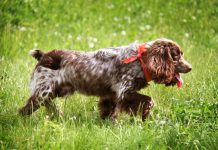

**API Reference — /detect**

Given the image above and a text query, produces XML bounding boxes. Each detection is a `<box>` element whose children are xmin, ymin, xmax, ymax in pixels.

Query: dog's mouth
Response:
<box><xmin>165</xmin><ymin>73</ymin><xmax>183</xmax><ymax>88</ymax></box>
<box><xmin>175</xmin><ymin>73</ymin><xmax>183</xmax><ymax>88</ymax></box>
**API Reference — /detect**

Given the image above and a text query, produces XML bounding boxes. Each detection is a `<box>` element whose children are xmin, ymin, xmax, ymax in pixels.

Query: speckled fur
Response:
<box><xmin>19</xmin><ymin>38</ymin><xmax>192</xmax><ymax>120</ymax></box>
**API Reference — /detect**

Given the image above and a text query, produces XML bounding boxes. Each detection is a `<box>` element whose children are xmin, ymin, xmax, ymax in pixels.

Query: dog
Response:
<box><xmin>19</xmin><ymin>38</ymin><xmax>192</xmax><ymax>121</ymax></box>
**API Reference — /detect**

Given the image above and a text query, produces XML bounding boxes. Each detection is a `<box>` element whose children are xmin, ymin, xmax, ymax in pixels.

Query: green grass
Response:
<box><xmin>0</xmin><ymin>0</ymin><xmax>218</xmax><ymax>149</ymax></box>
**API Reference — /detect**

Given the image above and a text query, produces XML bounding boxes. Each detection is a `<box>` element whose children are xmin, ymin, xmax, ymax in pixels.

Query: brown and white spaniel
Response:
<box><xmin>19</xmin><ymin>38</ymin><xmax>192</xmax><ymax>121</ymax></box>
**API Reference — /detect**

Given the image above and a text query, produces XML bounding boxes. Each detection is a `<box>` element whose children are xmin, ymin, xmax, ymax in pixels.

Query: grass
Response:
<box><xmin>0</xmin><ymin>0</ymin><xmax>218</xmax><ymax>149</ymax></box>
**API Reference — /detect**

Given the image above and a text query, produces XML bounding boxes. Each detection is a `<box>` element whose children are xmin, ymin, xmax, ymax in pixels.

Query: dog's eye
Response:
<box><xmin>173</xmin><ymin>55</ymin><xmax>180</xmax><ymax>61</ymax></box>
<box><xmin>171</xmin><ymin>48</ymin><xmax>182</xmax><ymax>61</ymax></box>
<box><xmin>171</xmin><ymin>52</ymin><xmax>179</xmax><ymax>61</ymax></box>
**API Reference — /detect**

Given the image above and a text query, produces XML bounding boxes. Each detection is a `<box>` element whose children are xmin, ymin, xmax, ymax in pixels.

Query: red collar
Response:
<box><xmin>122</xmin><ymin>44</ymin><xmax>152</xmax><ymax>82</ymax></box>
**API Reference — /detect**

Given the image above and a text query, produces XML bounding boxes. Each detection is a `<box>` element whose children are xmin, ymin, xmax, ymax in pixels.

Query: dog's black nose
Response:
<box><xmin>186</xmin><ymin>66</ymin><xmax>192</xmax><ymax>72</ymax></box>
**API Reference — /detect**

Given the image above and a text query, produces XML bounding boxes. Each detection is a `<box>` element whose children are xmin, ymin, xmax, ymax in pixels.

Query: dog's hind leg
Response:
<box><xmin>19</xmin><ymin>85</ymin><xmax>57</xmax><ymax>116</ymax></box>
<box><xmin>43</xmin><ymin>98</ymin><xmax>62</xmax><ymax>118</ymax></box>
<box><xmin>19</xmin><ymin>66</ymin><xmax>60</xmax><ymax>116</ymax></box>
<box><xmin>19</xmin><ymin>94</ymin><xmax>41</xmax><ymax>116</ymax></box>
<box><xmin>44</xmin><ymin>84</ymin><xmax>75</xmax><ymax>117</ymax></box>
<box><xmin>19</xmin><ymin>86</ymin><xmax>63</xmax><ymax>117</ymax></box>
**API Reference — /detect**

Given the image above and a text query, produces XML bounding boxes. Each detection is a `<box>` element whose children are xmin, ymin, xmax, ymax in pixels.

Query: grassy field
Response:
<box><xmin>0</xmin><ymin>0</ymin><xmax>218</xmax><ymax>149</ymax></box>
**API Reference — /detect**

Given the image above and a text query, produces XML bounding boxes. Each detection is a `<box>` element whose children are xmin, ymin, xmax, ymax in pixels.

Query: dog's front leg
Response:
<box><xmin>121</xmin><ymin>91</ymin><xmax>154</xmax><ymax>121</ymax></box>
<box><xmin>98</xmin><ymin>96</ymin><xmax>122</xmax><ymax>123</ymax></box>
<box><xmin>98</xmin><ymin>97</ymin><xmax>116</xmax><ymax>120</ymax></box>
<box><xmin>110</xmin><ymin>102</ymin><xmax>122</xmax><ymax>123</ymax></box>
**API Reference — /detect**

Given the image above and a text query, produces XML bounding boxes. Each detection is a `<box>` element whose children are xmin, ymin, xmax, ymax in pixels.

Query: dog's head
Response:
<box><xmin>145</xmin><ymin>38</ymin><xmax>192</xmax><ymax>87</ymax></box>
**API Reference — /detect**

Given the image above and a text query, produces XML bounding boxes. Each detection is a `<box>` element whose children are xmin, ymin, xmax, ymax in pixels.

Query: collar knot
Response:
<box><xmin>122</xmin><ymin>44</ymin><xmax>151</xmax><ymax>82</ymax></box>
<box><xmin>137</xmin><ymin>53</ymin><xmax>142</xmax><ymax>58</ymax></box>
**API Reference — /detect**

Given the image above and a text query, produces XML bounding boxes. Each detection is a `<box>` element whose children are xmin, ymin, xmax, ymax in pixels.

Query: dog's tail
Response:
<box><xmin>29</xmin><ymin>49</ymin><xmax>44</xmax><ymax>61</ymax></box>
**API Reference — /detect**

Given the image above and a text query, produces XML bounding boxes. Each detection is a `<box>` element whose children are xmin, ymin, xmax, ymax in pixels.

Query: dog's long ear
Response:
<box><xmin>146</xmin><ymin>42</ymin><xmax>175</xmax><ymax>84</ymax></box>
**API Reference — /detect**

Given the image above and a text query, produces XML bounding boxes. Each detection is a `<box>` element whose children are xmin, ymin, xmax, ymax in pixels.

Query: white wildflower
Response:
<box><xmin>54</xmin><ymin>31</ymin><xmax>58</xmax><ymax>36</ymax></box>
<box><xmin>20</xmin><ymin>27</ymin><xmax>27</xmax><ymax>32</ymax></box>
<box><xmin>184</xmin><ymin>33</ymin><xmax>189</xmax><ymax>38</ymax></box>
<box><xmin>139</xmin><ymin>26</ymin><xmax>145</xmax><ymax>31</ymax></box>
<box><xmin>93</xmin><ymin>37</ymin><xmax>98</xmax><ymax>43</ymax></box>
<box><xmin>192</xmin><ymin>16</ymin><xmax>196</xmax><ymax>20</ymax></box>
<box><xmin>121</xmin><ymin>30</ymin><xmax>126</xmax><ymax>36</ymax></box>
<box><xmin>34</xmin><ymin>42</ymin><xmax>38</xmax><ymax>48</ymax></box>
<box><xmin>113</xmin><ymin>17</ymin><xmax>119</xmax><ymax>22</ymax></box>
<box><xmin>138</xmin><ymin>123</ymin><xmax>143</xmax><ymax>129</ymax></box>
<box><xmin>88</xmin><ymin>42</ymin><xmax>94</xmax><ymax>48</ymax></box>
<box><xmin>159</xmin><ymin>120</ymin><xmax>166</xmax><ymax>125</ymax></box>
<box><xmin>98</xmin><ymin>16</ymin><xmax>103</xmax><ymax>22</ymax></box>
<box><xmin>107</xmin><ymin>4</ymin><xmax>114</xmax><ymax>9</ymax></box>
<box><xmin>183</xmin><ymin>19</ymin><xmax>187</xmax><ymax>23</ymax></box>
<box><xmin>147</xmin><ymin>10</ymin><xmax>151</xmax><ymax>14</ymax></box>
<box><xmin>145</xmin><ymin>25</ymin><xmax>151</xmax><ymax>30</ymax></box>
<box><xmin>76</xmin><ymin>35</ymin><xmax>82</xmax><ymax>41</ymax></box>
<box><xmin>124</xmin><ymin>16</ymin><xmax>131</xmax><ymax>24</ymax></box>
<box><xmin>68</xmin><ymin>34</ymin><xmax>72</xmax><ymax>39</ymax></box>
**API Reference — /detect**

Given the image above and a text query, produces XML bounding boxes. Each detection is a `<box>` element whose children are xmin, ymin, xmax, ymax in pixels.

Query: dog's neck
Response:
<box><xmin>122</xmin><ymin>43</ymin><xmax>152</xmax><ymax>82</ymax></box>
<box><xmin>139</xmin><ymin>44</ymin><xmax>152</xmax><ymax>82</ymax></box>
